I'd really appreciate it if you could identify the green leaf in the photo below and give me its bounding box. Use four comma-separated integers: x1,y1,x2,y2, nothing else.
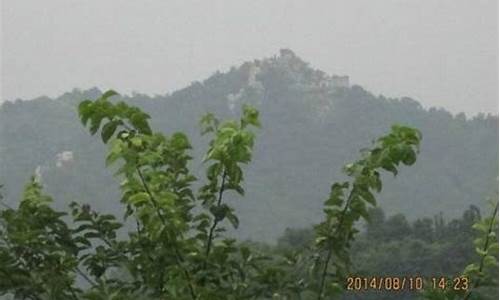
226,210,239,229
483,255,498,267
78,100,93,125
487,242,498,253
463,263,479,274
381,160,398,175
210,205,228,222
242,104,261,128
130,113,152,135
315,236,327,245
171,132,191,150
101,90,118,99
325,182,348,207
89,113,105,135
200,112,219,135
129,192,150,206
475,247,488,256
157,191,177,207
472,221,489,233
401,147,417,165
130,137,143,147
359,189,376,206
206,163,222,180
234,185,245,196
101,120,120,143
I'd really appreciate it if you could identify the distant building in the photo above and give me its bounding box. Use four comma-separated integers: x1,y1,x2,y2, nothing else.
247,64,261,88
331,75,350,88
56,151,74,168
319,75,350,89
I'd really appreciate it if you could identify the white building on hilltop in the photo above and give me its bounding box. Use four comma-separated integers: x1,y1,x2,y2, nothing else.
56,151,74,168
319,75,350,89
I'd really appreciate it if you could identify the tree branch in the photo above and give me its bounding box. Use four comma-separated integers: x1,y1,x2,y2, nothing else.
76,267,98,288
317,190,355,300
135,166,197,300
205,169,227,258
463,201,499,300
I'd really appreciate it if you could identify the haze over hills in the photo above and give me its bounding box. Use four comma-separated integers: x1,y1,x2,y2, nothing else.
0,49,498,242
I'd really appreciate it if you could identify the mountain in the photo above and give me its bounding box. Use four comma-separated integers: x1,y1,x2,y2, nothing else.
0,49,498,242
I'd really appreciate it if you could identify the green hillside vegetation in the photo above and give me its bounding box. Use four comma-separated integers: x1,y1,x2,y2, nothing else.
0,50,498,242
0,92,421,299
275,204,498,299
0,91,497,299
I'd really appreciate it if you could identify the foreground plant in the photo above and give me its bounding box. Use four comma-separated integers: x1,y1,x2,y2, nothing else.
0,90,421,299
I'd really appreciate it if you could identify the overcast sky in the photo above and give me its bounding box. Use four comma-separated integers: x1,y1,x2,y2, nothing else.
1,0,498,115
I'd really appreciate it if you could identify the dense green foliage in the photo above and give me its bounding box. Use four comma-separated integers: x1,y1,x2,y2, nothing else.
0,51,497,242
275,203,498,299
0,91,424,299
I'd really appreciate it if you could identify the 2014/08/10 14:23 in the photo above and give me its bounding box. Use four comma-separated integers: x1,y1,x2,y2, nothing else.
346,276,469,292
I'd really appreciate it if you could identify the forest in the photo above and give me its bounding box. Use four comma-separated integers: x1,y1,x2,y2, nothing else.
0,51,498,299
0,51,497,243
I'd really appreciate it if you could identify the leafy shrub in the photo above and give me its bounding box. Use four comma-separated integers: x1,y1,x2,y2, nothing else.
0,91,421,299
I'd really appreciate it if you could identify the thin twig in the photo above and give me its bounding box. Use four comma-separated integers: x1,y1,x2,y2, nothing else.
205,170,227,258
463,201,499,300
136,167,167,224
76,267,98,288
317,190,355,300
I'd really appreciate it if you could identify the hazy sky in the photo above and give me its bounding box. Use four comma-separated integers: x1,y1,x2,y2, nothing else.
1,0,498,115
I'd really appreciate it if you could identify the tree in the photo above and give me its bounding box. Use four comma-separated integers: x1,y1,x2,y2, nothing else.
276,228,314,251
382,213,412,241
0,90,421,299
412,217,434,243
421,201,498,300
365,207,386,240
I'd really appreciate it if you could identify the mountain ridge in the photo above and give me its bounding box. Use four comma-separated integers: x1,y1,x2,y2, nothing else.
0,50,498,241
5,49,496,119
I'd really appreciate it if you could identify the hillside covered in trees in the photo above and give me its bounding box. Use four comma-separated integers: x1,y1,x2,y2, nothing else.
0,49,498,242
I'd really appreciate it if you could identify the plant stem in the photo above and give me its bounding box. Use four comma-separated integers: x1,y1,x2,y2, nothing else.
463,201,499,300
136,167,167,224
205,170,227,258
76,267,98,288
136,166,197,300
317,191,354,300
